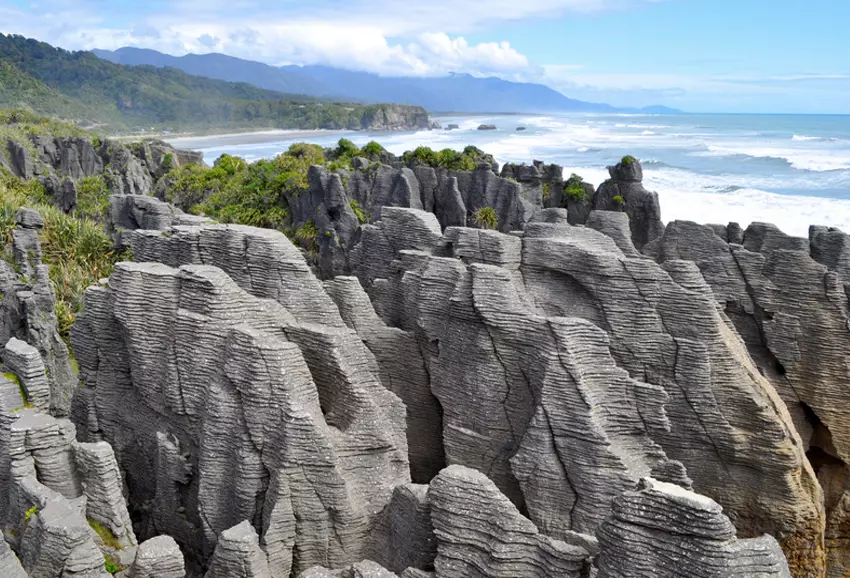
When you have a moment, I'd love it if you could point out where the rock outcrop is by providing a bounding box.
[593,157,664,249]
[361,105,433,131]
[127,535,186,578]
[645,219,850,577]
[348,206,822,573]
[429,465,594,577]
[0,209,77,417]
[7,148,850,577]
[71,260,409,574]
[596,477,792,577]
[3,134,205,214]
[116,201,443,484]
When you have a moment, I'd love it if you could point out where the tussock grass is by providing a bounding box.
[472,206,498,230]
[0,170,129,340]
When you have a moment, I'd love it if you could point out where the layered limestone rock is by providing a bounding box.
[592,158,664,249]
[645,219,850,577]
[348,207,823,575]
[19,497,111,578]
[0,530,26,577]
[276,160,538,278]
[0,391,138,576]
[596,477,792,577]
[127,535,186,578]
[0,209,77,417]
[205,521,273,578]
[3,338,51,413]
[3,133,204,214]
[71,262,409,575]
[364,484,436,574]
[110,194,212,243]
[299,560,401,578]
[324,278,442,482]
[114,202,442,484]
[429,465,594,577]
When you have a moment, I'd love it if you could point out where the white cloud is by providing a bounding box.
[0,0,660,78]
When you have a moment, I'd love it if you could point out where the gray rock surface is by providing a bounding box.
[5,140,33,180]
[71,262,409,574]
[0,529,27,578]
[596,477,792,577]
[365,484,436,574]
[205,521,272,578]
[348,207,822,573]
[3,337,51,412]
[592,158,664,249]
[299,560,400,578]
[645,218,850,577]
[128,535,186,578]
[429,465,593,577]
[19,497,111,578]
[0,213,77,417]
[324,278,442,483]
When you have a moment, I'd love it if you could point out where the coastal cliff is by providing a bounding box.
[1,126,848,577]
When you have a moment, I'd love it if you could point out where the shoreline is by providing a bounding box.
[163,129,347,149]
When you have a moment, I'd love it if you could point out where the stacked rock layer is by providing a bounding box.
[1,157,847,578]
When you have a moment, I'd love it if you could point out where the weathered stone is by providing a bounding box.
[71,262,409,573]
[0,529,26,578]
[647,218,848,576]
[429,465,593,577]
[592,158,664,249]
[365,484,436,573]
[128,535,186,578]
[596,477,792,578]
[19,497,111,578]
[205,521,272,578]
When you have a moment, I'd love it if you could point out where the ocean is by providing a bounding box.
[166,113,850,237]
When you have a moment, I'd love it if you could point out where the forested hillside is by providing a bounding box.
[0,34,432,133]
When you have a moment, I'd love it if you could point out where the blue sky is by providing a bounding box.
[1,0,848,113]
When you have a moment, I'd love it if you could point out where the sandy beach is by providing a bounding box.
[163,129,347,150]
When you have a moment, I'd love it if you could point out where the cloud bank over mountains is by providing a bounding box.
[2,0,848,113]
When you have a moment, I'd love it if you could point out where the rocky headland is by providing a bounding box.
[0,126,848,578]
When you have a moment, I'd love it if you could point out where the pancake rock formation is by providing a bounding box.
[1,153,847,577]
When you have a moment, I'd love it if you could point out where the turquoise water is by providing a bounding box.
[167,113,850,236]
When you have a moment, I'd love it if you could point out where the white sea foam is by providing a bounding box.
[563,165,850,237]
[699,144,850,172]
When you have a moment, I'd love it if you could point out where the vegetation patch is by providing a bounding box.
[542,182,551,202]
[472,206,498,230]
[348,200,368,224]
[104,553,121,575]
[0,171,130,341]
[294,220,319,254]
[75,175,110,221]
[564,174,587,203]
[401,145,489,171]
[88,517,122,550]
[24,505,37,524]
[621,155,637,166]
[360,141,385,158]
[613,195,626,204]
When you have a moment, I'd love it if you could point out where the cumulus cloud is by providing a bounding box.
[0,0,657,78]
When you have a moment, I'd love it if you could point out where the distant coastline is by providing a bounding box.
[163,129,346,149]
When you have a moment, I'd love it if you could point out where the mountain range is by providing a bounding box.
[0,34,432,133]
[94,47,680,115]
